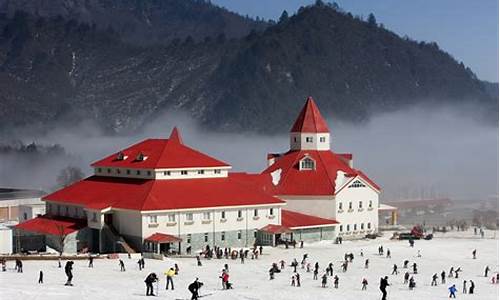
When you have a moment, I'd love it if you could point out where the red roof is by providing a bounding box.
[290,97,330,133]
[43,176,285,212]
[91,127,229,169]
[256,150,380,196]
[281,209,338,229]
[16,215,86,236]
[145,233,182,243]
[259,224,292,234]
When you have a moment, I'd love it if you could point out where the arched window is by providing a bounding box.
[300,157,315,170]
[348,180,366,188]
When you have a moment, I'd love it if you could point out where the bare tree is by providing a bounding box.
[55,223,69,267]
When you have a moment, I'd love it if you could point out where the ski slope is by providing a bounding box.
[1,230,498,300]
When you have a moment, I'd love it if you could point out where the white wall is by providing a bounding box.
[0,227,13,254]
[280,196,336,219]
[141,206,282,238]
[94,167,230,180]
[114,210,142,237]
[290,133,330,151]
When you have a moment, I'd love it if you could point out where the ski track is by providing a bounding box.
[0,230,498,300]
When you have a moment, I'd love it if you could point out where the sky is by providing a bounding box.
[212,0,499,82]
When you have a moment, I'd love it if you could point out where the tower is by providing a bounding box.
[289,97,330,151]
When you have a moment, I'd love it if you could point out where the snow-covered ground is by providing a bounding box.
[1,230,498,300]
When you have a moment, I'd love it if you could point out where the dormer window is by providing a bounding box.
[136,152,147,161]
[320,137,326,143]
[299,156,315,170]
[181,170,188,175]
[198,170,205,175]
[305,137,313,143]
[214,169,221,174]
[116,151,127,160]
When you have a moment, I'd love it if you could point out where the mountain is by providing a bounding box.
[0,0,269,45]
[0,1,497,135]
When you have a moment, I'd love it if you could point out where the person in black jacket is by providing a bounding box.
[144,273,158,296]
[188,278,204,300]
[379,276,389,300]
[38,270,44,284]
[64,261,74,286]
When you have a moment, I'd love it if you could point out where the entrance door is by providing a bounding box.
[104,214,113,226]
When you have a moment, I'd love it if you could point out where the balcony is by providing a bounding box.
[236,217,244,222]
[202,219,212,224]
[267,215,275,219]
[166,222,177,227]
[148,223,159,228]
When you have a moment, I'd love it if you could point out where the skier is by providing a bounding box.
[188,278,203,300]
[365,259,369,269]
[431,273,438,286]
[38,270,44,284]
[119,259,126,272]
[409,276,415,290]
[403,260,409,268]
[300,240,304,248]
[313,266,319,280]
[175,263,179,275]
[409,238,414,247]
[412,263,418,274]
[291,274,296,286]
[88,256,93,268]
[441,270,446,284]
[259,245,263,255]
[417,250,422,258]
[472,249,476,259]
[1,258,6,272]
[64,261,74,286]
[269,267,274,280]
[306,262,311,272]
[448,284,457,298]
[448,267,454,278]
[296,273,301,287]
[333,275,339,288]
[321,273,328,287]
[196,256,202,267]
[222,270,231,289]
[468,280,475,294]
[328,262,334,275]
[485,265,490,277]
[455,267,461,279]
[144,272,158,296]
[404,272,410,284]
[138,259,143,271]
[462,280,467,294]
[360,249,364,257]
[17,260,23,273]
[379,276,389,300]
[362,278,368,290]
[391,264,398,275]
[386,249,391,258]
[165,267,175,290]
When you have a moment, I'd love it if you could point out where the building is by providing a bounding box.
[17,128,287,254]
[0,188,45,222]
[238,97,381,240]
[16,97,382,254]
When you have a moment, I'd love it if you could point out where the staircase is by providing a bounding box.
[102,224,137,254]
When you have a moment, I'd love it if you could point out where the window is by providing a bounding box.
[339,225,343,232]
[204,233,209,242]
[305,137,313,143]
[349,202,352,210]
[83,210,87,218]
[359,201,363,209]
[23,213,28,220]
[254,230,257,238]
[269,208,274,216]
[65,206,69,216]
[92,213,97,222]
[126,169,130,175]
[136,170,141,175]
[107,168,111,174]
[168,214,176,222]
[354,224,357,231]
[300,158,315,170]
[346,224,350,231]
[57,205,61,215]
[367,222,371,229]
[197,170,205,175]
[349,180,366,188]
[186,213,193,221]
[361,223,365,230]
[320,137,326,143]
[116,169,121,174]
[47,204,52,213]
[164,171,171,176]
[238,210,243,219]
[369,200,373,208]
[74,208,79,218]
[214,169,221,174]
[221,211,226,219]
[97,168,102,173]
[203,212,211,220]
[237,230,242,240]
[254,209,258,217]
[181,170,188,175]
[221,231,225,241]
[187,234,191,244]
[147,171,151,176]
[338,202,343,210]
[149,215,158,224]
[293,137,297,142]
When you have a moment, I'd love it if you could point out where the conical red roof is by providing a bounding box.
[290,97,330,133]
